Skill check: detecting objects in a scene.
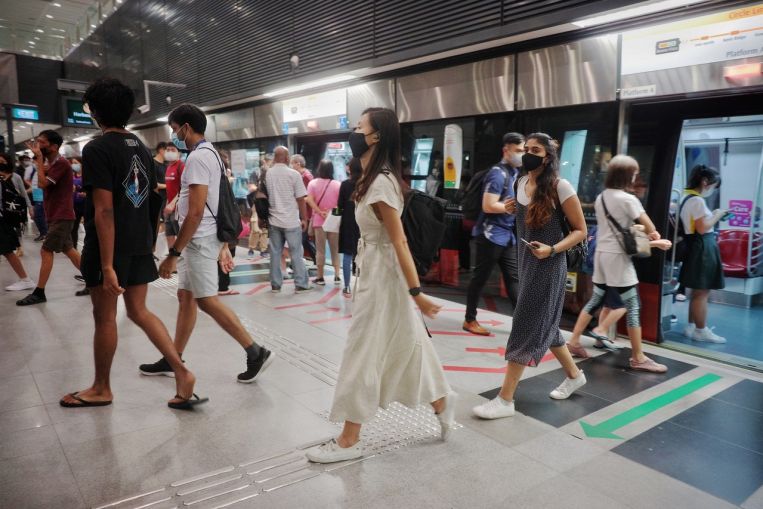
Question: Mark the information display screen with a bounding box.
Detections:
[64,98,94,127]
[11,106,39,121]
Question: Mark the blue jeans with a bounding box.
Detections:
[269,225,309,289]
[33,201,47,236]
[342,253,353,290]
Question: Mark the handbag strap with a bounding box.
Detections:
[600,194,629,235]
[315,179,331,208]
[600,193,633,253]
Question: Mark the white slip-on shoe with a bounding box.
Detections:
[472,397,515,419]
[436,391,458,440]
[305,439,363,464]
[692,327,726,344]
[549,371,587,400]
[5,279,36,291]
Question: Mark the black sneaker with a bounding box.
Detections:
[16,293,46,306]
[139,357,176,377]
[33,234,45,242]
[237,349,274,384]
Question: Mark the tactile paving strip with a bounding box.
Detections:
[94,402,461,509]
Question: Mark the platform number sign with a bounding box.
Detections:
[11,106,39,121]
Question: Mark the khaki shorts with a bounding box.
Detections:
[178,234,223,298]
[43,220,75,253]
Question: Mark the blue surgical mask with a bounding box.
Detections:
[72,163,82,173]
[171,126,187,150]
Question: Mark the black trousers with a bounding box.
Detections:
[465,236,519,322]
[217,243,237,292]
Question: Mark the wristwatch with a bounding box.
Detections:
[409,287,422,297]
[168,247,182,257]
[549,245,556,257]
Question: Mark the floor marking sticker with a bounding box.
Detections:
[579,373,723,439]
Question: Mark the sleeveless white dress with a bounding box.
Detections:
[328,173,451,424]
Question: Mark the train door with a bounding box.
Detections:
[662,116,763,369]
[294,134,352,181]
[626,93,763,370]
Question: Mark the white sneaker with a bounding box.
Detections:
[692,327,726,344]
[675,293,687,302]
[683,323,696,338]
[549,371,587,400]
[305,439,362,464]
[472,396,515,419]
[435,391,458,440]
[5,278,36,291]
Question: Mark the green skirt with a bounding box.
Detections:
[679,233,725,290]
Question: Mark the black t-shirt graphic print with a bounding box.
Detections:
[82,132,157,256]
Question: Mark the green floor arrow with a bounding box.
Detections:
[580,373,722,439]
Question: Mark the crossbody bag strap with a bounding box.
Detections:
[600,194,633,253]
[315,179,331,208]
[600,194,628,234]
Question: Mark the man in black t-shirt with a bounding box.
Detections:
[59,78,206,411]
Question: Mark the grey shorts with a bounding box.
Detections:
[43,220,75,253]
[178,234,222,298]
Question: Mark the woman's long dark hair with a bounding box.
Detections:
[686,164,721,190]
[352,107,405,202]
[524,132,561,229]
[347,157,362,182]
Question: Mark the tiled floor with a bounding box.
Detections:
[1,233,762,509]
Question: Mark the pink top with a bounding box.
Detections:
[307,178,341,228]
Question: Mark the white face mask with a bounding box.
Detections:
[509,152,523,168]
[164,151,179,162]
[701,186,716,198]
[72,163,82,173]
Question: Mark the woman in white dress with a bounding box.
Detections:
[306,108,456,464]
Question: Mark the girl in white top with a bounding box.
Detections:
[306,108,455,464]
[566,155,672,372]
[678,164,727,343]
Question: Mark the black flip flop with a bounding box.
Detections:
[168,393,209,410]
[588,330,622,351]
[60,392,113,408]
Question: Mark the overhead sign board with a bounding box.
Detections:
[282,88,346,123]
[10,106,39,121]
[622,4,763,75]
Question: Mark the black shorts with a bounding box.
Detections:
[81,249,158,289]
[0,221,21,255]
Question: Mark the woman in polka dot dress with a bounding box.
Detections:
[473,133,589,420]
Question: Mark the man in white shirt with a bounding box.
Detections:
[145,104,274,384]
[266,146,312,292]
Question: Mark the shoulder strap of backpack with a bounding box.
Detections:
[198,146,226,222]
[676,194,693,232]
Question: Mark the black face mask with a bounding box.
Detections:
[522,153,545,171]
[349,131,373,158]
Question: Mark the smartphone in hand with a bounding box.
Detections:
[521,238,538,249]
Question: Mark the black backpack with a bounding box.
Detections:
[200,147,243,243]
[253,171,269,223]
[460,164,510,221]
[1,177,27,232]
[668,194,693,263]
[401,184,447,276]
